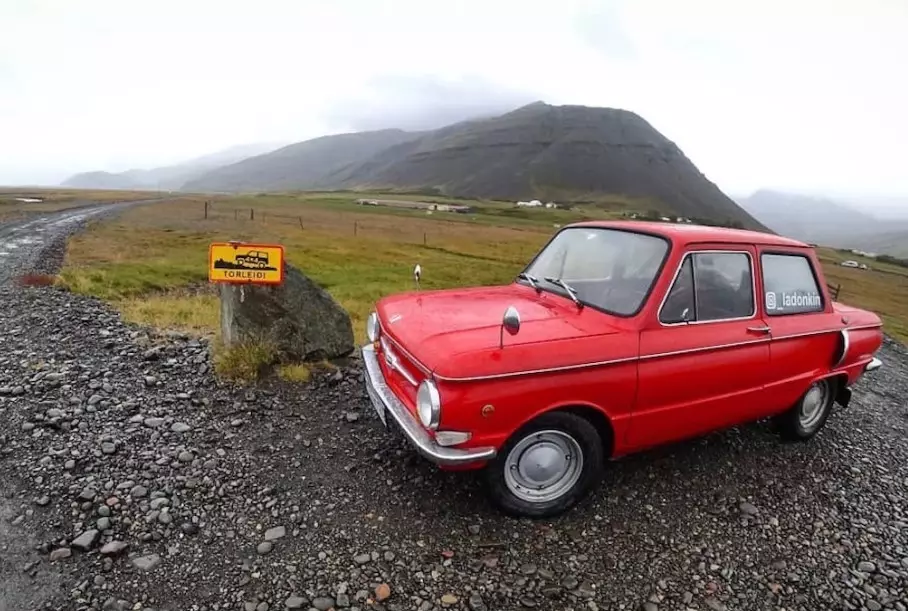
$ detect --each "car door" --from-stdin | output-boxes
[628,245,772,451]
[757,247,843,411]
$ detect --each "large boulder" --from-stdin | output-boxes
[218,264,354,362]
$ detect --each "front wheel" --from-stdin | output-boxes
[776,377,836,441]
[483,411,604,518]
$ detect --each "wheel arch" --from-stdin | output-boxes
[506,401,615,460]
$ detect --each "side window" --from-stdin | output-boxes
[693,252,755,321]
[660,251,755,324]
[761,253,824,315]
[660,256,695,324]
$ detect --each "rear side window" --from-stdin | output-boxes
[761,253,824,315]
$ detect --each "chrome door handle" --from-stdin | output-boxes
[747,325,771,334]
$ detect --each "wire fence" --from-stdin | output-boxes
[197,200,546,264]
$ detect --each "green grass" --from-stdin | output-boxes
[56,192,908,352]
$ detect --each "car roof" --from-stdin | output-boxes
[566,219,809,249]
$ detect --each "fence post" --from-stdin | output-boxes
[354,221,358,236]
[250,208,254,221]
[298,217,304,230]
[423,232,427,245]
[203,200,208,219]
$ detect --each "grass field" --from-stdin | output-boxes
[55,191,908,371]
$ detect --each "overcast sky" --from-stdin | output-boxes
[2,0,907,206]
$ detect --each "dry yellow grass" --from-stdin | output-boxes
[59,195,553,345]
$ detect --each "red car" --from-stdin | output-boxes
[361,221,884,517]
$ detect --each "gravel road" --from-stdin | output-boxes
[0,200,163,286]
[1,209,908,611]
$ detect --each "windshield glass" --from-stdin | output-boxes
[520,227,670,315]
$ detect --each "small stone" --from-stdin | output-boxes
[71,529,99,551]
[49,548,72,561]
[143,417,164,428]
[441,594,458,605]
[35,495,50,506]
[284,596,306,609]
[130,485,148,498]
[739,502,759,516]
[132,554,161,571]
[257,541,273,555]
[264,526,286,541]
[858,561,876,573]
[96,517,111,530]
[170,422,191,433]
[100,541,128,555]
[375,584,391,602]
[353,552,370,564]
[312,598,335,611]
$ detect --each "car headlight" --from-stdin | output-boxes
[366,311,379,343]
[416,379,441,430]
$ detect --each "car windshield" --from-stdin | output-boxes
[520,226,670,316]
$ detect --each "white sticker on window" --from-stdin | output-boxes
[765,291,777,310]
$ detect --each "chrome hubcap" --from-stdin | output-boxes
[799,381,830,430]
[503,430,583,503]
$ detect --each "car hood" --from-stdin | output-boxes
[376,284,633,380]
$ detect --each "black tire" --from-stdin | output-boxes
[776,377,836,441]
[483,411,604,518]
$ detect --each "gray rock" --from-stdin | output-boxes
[312,598,334,611]
[257,541,273,555]
[100,541,128,555]
[143,417,164,428]
[858,561,877,573]
[49,547,72,561]
[170,422,191,433]
[739,502,759,516]
[264,525,286,541]
[218,263,354,362]
[96,517,111,530]
[71,529,99,551]
[284,596,306,609]
[353,552,371,564]
[132,554,161,571]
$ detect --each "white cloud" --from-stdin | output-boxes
[1,0,906,200]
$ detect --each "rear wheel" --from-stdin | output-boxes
[484,411,603,518]
[776,377,836,441]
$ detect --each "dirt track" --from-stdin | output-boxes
[1,207,908,611]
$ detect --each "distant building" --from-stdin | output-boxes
[516,200,543,207]
[841,260,859,268]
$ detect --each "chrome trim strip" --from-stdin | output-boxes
[865,357,882,372]
[380,329,432,376]
[658,249,758,327]
[379,337,418,386]
[361,344,496,465]
[832,328,850,368]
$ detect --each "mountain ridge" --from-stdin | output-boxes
[183,102,767,231]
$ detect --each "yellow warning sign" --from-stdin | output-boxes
[208,242,284,285]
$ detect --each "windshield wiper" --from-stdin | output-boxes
[544,276,582,307]
[517,272,540,292]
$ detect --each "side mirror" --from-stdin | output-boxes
[499,305,521,348]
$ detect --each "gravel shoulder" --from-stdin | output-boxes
[2,210,908,611]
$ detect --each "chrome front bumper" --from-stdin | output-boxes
[865,357,883,372]
[361,343,496,466]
